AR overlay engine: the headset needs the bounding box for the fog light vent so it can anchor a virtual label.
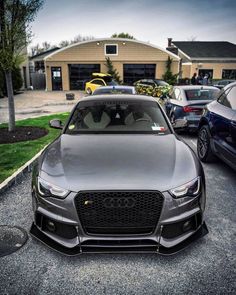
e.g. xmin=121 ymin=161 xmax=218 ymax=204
xmin=46 ymin=221 xmax=56 ymax=232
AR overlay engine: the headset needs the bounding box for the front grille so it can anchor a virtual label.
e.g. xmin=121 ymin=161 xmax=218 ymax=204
xmin=74 ymin=191 xmax=163 ymax=235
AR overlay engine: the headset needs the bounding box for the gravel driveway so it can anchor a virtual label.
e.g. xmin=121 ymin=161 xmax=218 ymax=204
xmin=0 ymin=134 xmax=235 ymax=295
xmin=0 ymin=90 xmax=85 ymax=123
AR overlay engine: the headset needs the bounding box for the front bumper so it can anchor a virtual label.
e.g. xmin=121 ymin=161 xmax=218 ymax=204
xmin=30 ymin=188 xmax=208 ymax=255
xmin=30 ymin=221 xmax=208 ymax=255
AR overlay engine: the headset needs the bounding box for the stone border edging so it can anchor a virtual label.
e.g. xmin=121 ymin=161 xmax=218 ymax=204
xmin=0 ymin=145 xmax=48 ymax=194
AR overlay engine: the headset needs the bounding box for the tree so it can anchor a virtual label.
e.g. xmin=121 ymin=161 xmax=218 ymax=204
xmin=59 ymin=35 xmax=95 ymax=48
xmin=104 ymin=57 xmax=122 ymax=84
xmin=187 ymin=36 xmax=197 ymax=41
xmin=72 ymin=34 xmax=94 ymax=43
xmin=59 ymin=40 xmax=70 ymax=48
xmin=0 ymin=0 xmax=44 ymax=131
xmin=162 ymin=57 xmax=178 ymax=85
xmin=30 ymin=41 xmax=56 ymax=56
xmin=0 ymin=66 xmax=23 ymax=95
xmin=111 ymin=32 xmax=135 ymax=39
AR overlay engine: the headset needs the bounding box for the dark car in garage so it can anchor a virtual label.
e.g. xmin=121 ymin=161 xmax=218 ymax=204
xmin=197 ymin=82 xmax=236 ymax=170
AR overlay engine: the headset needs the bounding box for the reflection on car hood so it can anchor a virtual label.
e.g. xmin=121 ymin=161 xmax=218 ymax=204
xmin=40 ymin=134 xmax=199 ymax=192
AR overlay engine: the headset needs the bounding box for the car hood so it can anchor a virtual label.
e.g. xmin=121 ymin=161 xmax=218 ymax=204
xmin=40 ymin=134 xmax=199 ymax=192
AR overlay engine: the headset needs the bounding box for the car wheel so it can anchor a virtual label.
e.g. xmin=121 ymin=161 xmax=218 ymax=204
xmin=86 ymin=88 xmax=92 ymax=95
xmin=197 ymin=125 xmax=215 ymax=162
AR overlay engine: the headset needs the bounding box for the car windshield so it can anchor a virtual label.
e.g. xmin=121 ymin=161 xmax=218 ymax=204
xmin=93 ymin=88 xmax=133 ymax=95
xmin=107 ymin=80 xmax=118 ymax=86
xmin=154 ymin=80 xmax=169 ymax=86
xmin=65 ymin=99 xmax=170 ymax=134
xmin=185 ymin=89 xmax=219 ymax=101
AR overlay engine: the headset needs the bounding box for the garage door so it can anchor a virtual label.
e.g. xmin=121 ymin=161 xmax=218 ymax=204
xmin=69 ymin=64 xmax=100 ymax=90
xmin=123 ymin=64 xmax=156 ymax=85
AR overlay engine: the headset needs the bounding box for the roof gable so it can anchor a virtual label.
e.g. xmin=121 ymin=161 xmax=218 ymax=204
xmin=44 ymin=38 xmax=180 ymax=61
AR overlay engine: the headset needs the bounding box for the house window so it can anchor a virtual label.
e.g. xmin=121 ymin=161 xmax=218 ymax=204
xmin=198 ymin=69 xmax=213 ymax=79
xmin=105 ymin=44 xmax=118 ymax=55
xmin=222 ymin=69 xmax=236 ymax=79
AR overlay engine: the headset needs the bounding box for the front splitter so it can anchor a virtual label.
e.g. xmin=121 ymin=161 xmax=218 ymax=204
xmin=30 ymin=222 xmax=208 ymax=256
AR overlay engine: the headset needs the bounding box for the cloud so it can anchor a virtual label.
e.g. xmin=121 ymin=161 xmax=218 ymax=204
xmin=30 ymin=0 xmax=236 ymax=48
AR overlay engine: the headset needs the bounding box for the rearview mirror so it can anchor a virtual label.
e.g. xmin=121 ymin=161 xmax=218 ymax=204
xmin=49 ymin=119 xmax=63 ymax=129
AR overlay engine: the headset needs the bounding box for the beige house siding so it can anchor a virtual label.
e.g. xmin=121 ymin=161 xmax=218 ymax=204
xmin=46 ymin=40 xmax=176 ymax=63
xmin=181 ymin=62 xmax=236 ymax=79
xmin=19 ymin=47 xmax=30 ymax=89
xmin=182 ymin=64 xmax=191 ymax=78
xmin=190 ymin=62 xmax=236 ymax=79
xmin=45 ymin=39 xmax=180 ymax=91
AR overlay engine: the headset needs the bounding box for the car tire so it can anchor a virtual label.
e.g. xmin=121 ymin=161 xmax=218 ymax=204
xmin=86 ymin=88 xmax=92 ymax=95
xmin=197 ymin=125 xmax=216 ymax=162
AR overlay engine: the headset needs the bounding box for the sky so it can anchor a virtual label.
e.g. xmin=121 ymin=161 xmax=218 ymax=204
xmin=30 ymin=0 xmax=236 ymax=49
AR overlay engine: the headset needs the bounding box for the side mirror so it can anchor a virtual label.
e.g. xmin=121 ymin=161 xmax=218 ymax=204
xmin=172 ymin=118 xmax=188 ymax=129
xmin=49 ymin=119 xmax=63 ymax=129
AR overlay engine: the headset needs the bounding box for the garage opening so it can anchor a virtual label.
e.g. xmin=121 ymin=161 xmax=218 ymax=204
xmin=123 ymin=64 xmax=156 ymax=85
xmin=69 ymin=64 xmax=100 ymax=90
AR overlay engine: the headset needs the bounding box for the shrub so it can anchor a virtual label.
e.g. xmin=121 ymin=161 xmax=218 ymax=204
xmin=104 ymin=57 xmax=122 ymax=84
xmin=0 ymin=67 xmax=23 ymax=96
xmin=162 ymin=57 xmax=178 ymax=85
xmin=135 ymin=84 xmax=172 ymax=98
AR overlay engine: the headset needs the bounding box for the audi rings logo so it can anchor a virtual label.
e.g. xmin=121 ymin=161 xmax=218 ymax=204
xmin=103 ymin=197 xmax=135 ymax=208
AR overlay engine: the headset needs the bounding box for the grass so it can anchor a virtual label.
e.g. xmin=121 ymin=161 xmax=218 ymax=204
xmin=0 ymin=113 xmax=69 ymax=184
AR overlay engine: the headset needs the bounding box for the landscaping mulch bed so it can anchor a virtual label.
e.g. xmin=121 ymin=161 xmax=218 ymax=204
xmin=0 ymin=126 xmax=48 ymax=144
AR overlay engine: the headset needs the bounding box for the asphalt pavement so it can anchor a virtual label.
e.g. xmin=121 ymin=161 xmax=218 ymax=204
xmin=0 ymin=134 xmax=235 ymax=295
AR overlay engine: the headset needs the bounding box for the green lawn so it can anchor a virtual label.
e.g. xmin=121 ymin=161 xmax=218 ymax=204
xmin=0 ymin=113 xmax=69 ymax=184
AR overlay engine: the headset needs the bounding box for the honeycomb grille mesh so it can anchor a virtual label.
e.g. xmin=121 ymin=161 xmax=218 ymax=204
xmin=74 ymin=191 xmax=163 ymax=235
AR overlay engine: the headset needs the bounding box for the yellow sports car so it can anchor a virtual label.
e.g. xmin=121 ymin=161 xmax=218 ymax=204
xmin=85 ymin=73 xmax=118 ymax=94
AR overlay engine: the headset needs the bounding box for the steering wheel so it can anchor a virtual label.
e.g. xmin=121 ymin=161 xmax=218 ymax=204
xmin=135 ymin=118 xmax=151 ymax=122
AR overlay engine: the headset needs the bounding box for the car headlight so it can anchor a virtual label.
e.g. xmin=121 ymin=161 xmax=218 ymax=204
xmin=37 ymin=176 xmax=69 ymax=198
xmin=169 ymin=176 xmax=201 ymax=198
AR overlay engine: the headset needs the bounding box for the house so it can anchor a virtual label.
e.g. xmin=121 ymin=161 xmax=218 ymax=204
xmin=44 ymin=38 xmax=180 ymax=91
xmin=29 ymin=47 xmax=60 ymax=73
xmin=29 ymin=47 xmax=60 ymax=90
xmin=166 ymin=38 xmax=236 ymax=80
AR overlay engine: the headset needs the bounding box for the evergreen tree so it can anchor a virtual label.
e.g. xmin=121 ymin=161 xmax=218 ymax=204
xmin=105 ymin=57 xmax=122 ymax=84
xmin=162 ymin=57 xmax=178 ymax=85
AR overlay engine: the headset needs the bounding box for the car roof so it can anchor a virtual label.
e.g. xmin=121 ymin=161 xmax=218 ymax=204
xmin=94 ymin=86 xmax=135 ymax=90
xmin=173 ymin=85 xmax=219 ymax=90
xmin=81 ymin=94 xmax=157 ymax=103
xmin=224 ymin=81 xmax=236 ymax=90
xmin=216 ymin=79 xmax=235 ymax=82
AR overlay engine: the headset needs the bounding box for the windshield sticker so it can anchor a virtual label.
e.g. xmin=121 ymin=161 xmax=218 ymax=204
xmin=152 ymin=126 xmax=166 ymax=131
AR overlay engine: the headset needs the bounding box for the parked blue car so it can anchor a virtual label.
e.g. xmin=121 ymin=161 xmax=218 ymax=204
xmin=197 ymin=82 xmax=236 ymax=170
xmin=166 ymin=85 xmax=220 ymax=131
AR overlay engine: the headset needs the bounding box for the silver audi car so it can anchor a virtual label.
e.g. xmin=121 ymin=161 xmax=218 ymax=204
xmin=30 ymin=95 xmax=208 ymax=255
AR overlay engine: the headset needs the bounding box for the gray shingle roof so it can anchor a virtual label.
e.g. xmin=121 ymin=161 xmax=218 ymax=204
xmin=30 ymin=47 xmax=60 ymax=60
xmin=172 ymin=41 xmax=236 ymax=58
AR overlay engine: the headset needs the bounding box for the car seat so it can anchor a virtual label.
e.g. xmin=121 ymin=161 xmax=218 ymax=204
xmin=83 ymin=107 xmax=111 ymax=129
xmin=124 ymin=110 xmax=152 ymax=125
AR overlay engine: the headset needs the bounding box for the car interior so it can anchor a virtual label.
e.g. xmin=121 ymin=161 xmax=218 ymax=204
xmin=66 ymin=102 xmax=169 ymax=133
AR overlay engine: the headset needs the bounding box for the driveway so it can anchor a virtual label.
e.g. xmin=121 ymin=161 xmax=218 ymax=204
xmin=0 ymin=91 xmax=85 ymax=123
xmin=0 ymin=135 xmax=235 ymax=294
